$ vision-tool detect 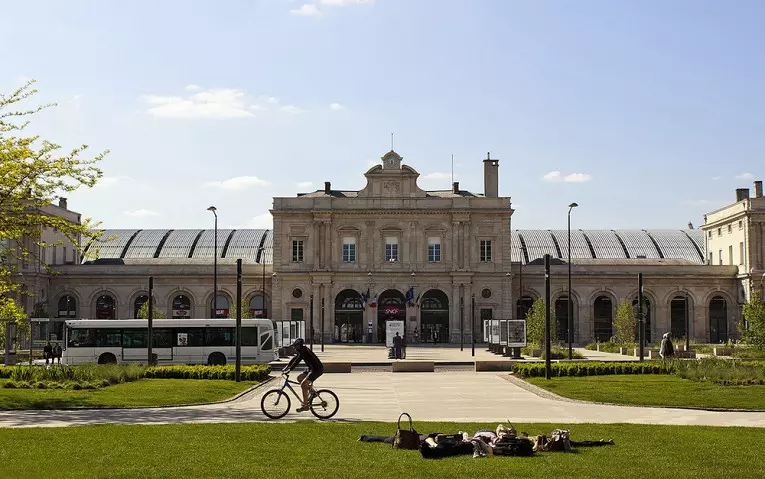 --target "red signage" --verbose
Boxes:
[384,307,400,316]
